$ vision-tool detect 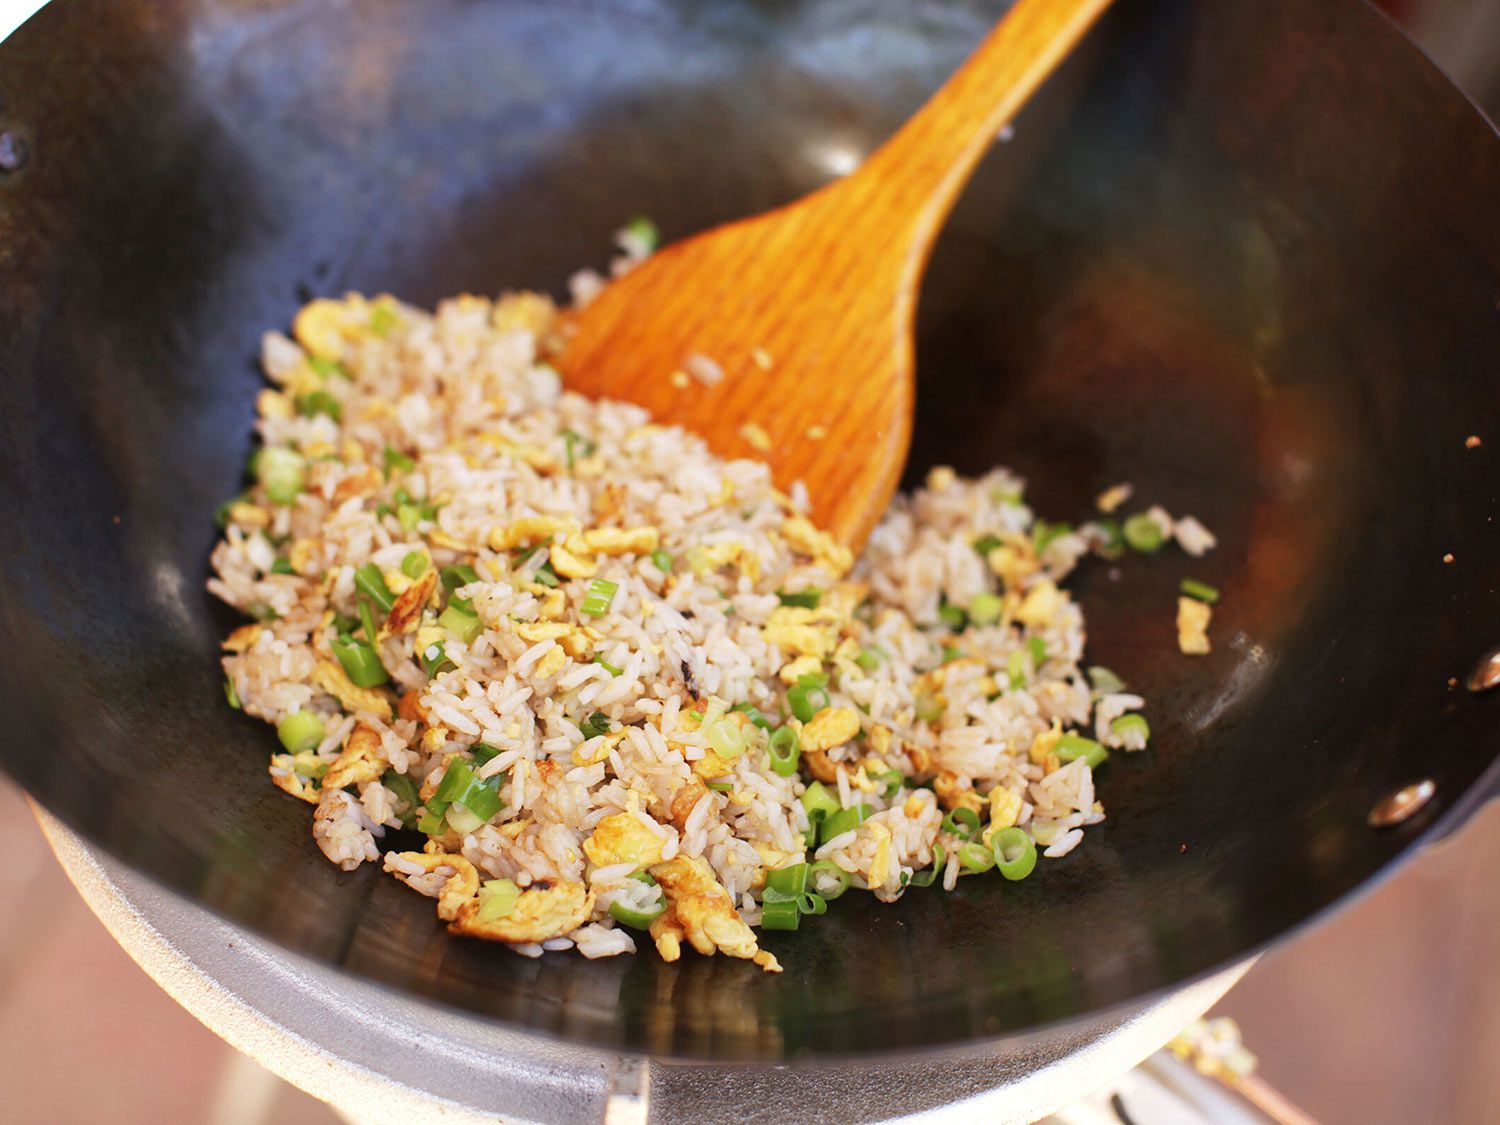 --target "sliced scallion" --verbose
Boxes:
[438,602,482,644]
[958,840,996,873]
[270,557,295,576]
[476,878,521,922]
[807,859,851,899]
[594,655,624,676]
[354,563,395,613]
[623,215,660,252]
[1055,732,1108,768]
[799,781,839,826]
[650,549,673,574]
[1111,713,1150,742]
[580,578,619,617]
[992,827,1037,880]
[382,446,415,478]
[369,304,400,338]
[401,550,429,579]
[972,534,1002,557]
[819,804,870,844]
[296,390,342,422]
[787,676,829,723]
[1122,512,1165,554]
[877,768,904,799]
[255,447,305,505]
[855,645,884,672]
[766,863,809,895]
[777,588,822,609]
[579,712,612,740]
[1088,665,1126,695]
[1033,520,1072,553]
[276,710,325,754]
[307,355,350,381]
[969,592,1004,626]
[383,771,419,828]
[942,807,982,839]
[1180,578,1220,605]
[760,898,800,931]
[331,633,389,687]
[908,844,946,888]
[705,716,747,759]
[608,894,666,930]
[441,564,481,592]
[223,677,241,710]
[732,701,774,730]
[937,599,967,631]
[767,725,801,777]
